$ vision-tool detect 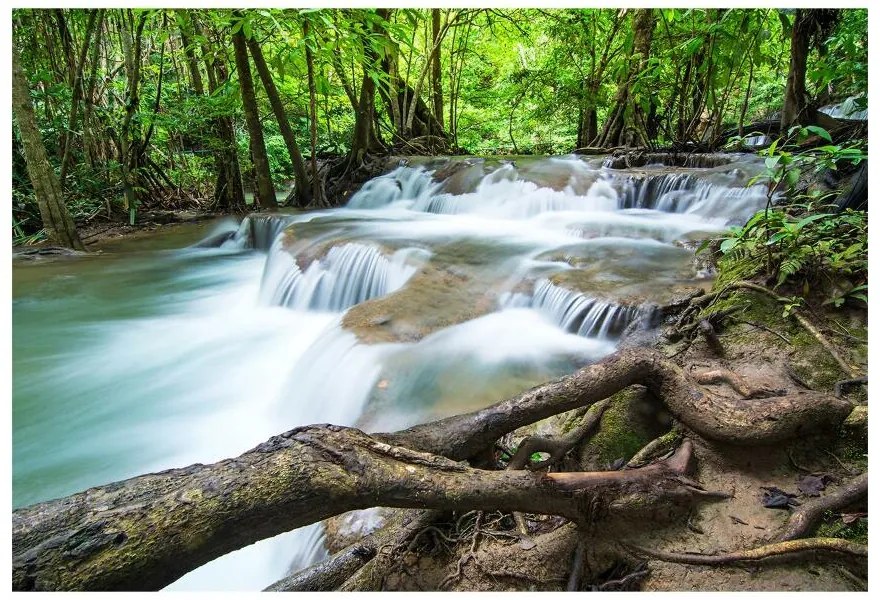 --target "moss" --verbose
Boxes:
[786,328,846,393]
[584,388,664,466]
[815,513,868,545]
